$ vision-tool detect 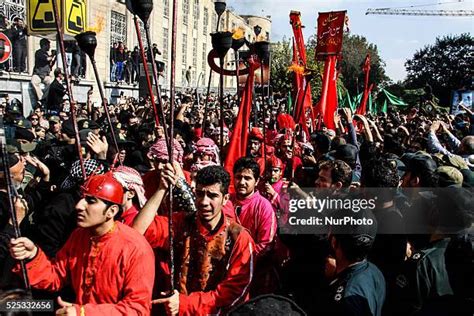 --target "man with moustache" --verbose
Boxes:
[133,165,255,316]
[231,157,278,295]
[9,172,155,315]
